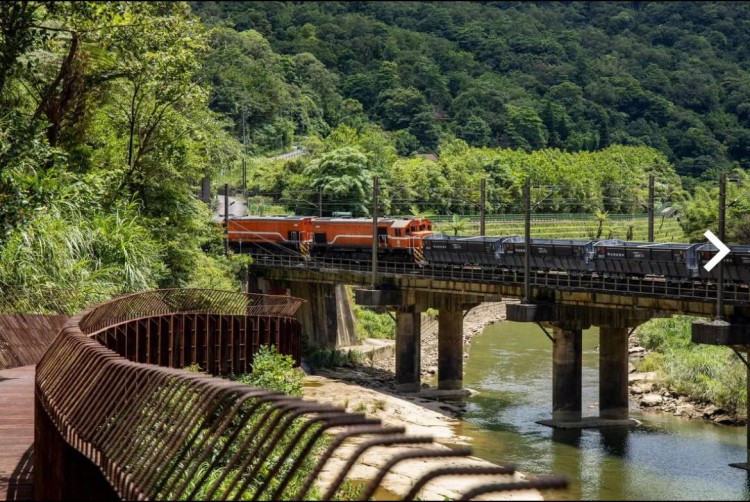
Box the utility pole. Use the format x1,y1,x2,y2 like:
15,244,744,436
717,171,726,320
224,183,229,257
524,177,531,303
480,178,486,236
648,175,655,242
241,109,248,192
318,187,323,217
371,176,379,290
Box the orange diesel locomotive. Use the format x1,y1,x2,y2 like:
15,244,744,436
226,216,433,263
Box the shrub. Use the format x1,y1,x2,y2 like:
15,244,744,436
233,345,303,397
306,348,363,370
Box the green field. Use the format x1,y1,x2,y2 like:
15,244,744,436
428,213,687,243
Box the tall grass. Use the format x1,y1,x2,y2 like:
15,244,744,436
636,316,747,414
0,202,164,313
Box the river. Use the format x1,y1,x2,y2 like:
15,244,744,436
455,321,750,500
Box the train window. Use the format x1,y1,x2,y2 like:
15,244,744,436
420,224,425,230
395,229,402,237
405,229,410,235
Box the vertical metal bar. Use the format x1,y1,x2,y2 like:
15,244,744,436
717,171,726,320
241,108,248,191
318,187,323,217
648,174,655,242
224,183,229,257
524,177,531,303
372,175,379,290
242,158,247,191
480,178,486,236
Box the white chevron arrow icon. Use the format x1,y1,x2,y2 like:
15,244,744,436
703,230,730,272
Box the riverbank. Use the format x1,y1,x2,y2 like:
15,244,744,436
300,301,546,500
627,334,747,425
328,302,507,395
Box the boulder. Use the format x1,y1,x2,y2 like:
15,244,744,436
640,393,663,407
713,414,736,425
703,404,718,417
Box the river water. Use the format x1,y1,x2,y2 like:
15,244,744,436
455,321,750,500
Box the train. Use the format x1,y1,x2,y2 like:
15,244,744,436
226,215,750,283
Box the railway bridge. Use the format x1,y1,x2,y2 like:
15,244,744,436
247,252,750,440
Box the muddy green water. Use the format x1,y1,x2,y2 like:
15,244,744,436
457,321,750,500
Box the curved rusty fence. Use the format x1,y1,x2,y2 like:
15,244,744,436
34,288,567,500
77,289,303,376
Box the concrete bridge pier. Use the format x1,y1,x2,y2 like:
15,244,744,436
599,326,630,420
395,306,422,393
508,303,650,429
551,322,583,423
437,304,464,391
248,275,357,349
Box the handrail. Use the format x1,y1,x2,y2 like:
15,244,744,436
34,288,568,500
78,288,304,334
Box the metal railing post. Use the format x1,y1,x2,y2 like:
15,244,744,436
717,171,726,320
648,175,655,242
224,183,229,257
480,178,486,237
524,177,531,303
371,176,379,290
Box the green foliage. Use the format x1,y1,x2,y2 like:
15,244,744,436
192,1,750,178
0,1,244,312
353,306,395,342
635,317,747,414
0,202,163,313
233,345,303,397
305,348,364,371
300,146,371,216
678,169,750,243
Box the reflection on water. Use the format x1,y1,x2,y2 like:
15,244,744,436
457,321,750,500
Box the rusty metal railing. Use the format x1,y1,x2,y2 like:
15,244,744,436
34,289,568,500
78,289,304,334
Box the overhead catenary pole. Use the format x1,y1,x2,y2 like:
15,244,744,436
318,187,323,217
224,183,229,257
372,176,379,290
241,109,248,191
648,174,655,243
524,177,531,303
480,178,486,236
717,171,726,320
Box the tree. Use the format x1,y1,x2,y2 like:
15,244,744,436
448,214,469,236
505,105,549,151
301,146,371,216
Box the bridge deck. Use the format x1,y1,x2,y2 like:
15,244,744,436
0,365,34,501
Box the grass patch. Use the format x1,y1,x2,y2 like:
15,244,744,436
635,317,747,414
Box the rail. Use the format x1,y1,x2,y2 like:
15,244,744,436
34,288,568,500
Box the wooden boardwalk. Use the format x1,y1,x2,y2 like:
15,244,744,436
0,365,35,501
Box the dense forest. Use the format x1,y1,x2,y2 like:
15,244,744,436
2,1,750,313
192,1,750,180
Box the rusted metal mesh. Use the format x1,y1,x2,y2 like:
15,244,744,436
35,289,568,500
0,314,70,370
78,289,304,335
